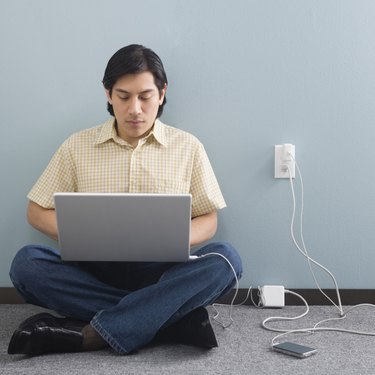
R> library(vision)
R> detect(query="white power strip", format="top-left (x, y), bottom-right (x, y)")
top-left (260, 285), bottom-right (285, 307)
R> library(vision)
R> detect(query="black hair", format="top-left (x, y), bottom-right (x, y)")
top-left (102, 44), bottom-right (168, 118)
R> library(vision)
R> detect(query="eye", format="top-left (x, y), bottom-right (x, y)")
top-left (140, 94), bottom-right (152, 101)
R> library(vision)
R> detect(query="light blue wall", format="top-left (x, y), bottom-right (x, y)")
top-left (1, 0), bottom-right (375, 289)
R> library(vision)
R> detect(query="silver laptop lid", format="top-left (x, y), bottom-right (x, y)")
top-left (54, 193), bottom-right (192, 262)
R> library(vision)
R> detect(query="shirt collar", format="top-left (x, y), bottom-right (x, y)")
top-left (95, 118), bottom-right (168, 147)
top-left (149, 119), bottom-right (168, 147)
top-left (95, 118), bottom-right (121, 145)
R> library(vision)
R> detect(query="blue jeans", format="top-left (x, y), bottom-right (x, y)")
top-left (9, 241), bottom-right (242, 354)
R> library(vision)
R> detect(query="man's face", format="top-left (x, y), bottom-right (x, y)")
top-left (106, 71), bottom-right (166, 147)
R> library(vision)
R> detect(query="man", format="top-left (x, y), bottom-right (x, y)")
top-left (8, 44), bottom-right (242, 356)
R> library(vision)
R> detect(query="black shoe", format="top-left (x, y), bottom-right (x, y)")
top-left (156, 307), bottom-right (218, 349)
top-left (8, 313), bottom-right (86, 356)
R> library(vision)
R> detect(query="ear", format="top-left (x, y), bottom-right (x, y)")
top-left (159, 83), bottom-right (167, 105)
top-left (105, 89), bottom-right (112, 104)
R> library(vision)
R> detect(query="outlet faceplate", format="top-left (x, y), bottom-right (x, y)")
top-left (274, 144), bottom-right (295, 178)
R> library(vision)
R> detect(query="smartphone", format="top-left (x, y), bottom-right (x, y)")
top-left (272, 342), bottom-right (317, 358)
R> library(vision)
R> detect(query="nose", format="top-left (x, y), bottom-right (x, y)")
top-left (128, 97), bottom-right (142, 115)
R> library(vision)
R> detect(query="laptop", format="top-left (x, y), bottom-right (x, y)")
top-left (54, 192), bottom-right (194, 262)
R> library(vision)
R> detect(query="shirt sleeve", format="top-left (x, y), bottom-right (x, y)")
top-left (27, 139), bottom-right (77, 208)
top-left (190, 142), bottom-right (226, 217)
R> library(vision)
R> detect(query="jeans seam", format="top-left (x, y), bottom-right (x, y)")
top-left (91, 312), bottom-right (129, 354)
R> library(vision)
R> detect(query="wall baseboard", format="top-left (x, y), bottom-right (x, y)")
top-left (1, 287), bottom-right (374, 305)
top-left (0, 288), bottom-right (25, 304)
top-left (217, 288), bottom-right (375, 306)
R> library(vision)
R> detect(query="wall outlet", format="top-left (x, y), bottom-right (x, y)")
top-left (274, 144), bottom-right (295, 178)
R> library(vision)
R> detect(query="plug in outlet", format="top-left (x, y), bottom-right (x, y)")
top-left (260, 285), bottom-right (285, 308)
top-left (274, 144), bottom-right (295, 178)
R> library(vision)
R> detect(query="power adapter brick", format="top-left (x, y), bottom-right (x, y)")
top-left (260, 285), bottom-right (285, 308)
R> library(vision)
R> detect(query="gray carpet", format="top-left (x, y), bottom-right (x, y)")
top-left (0, 304), bottom-right (374, 374)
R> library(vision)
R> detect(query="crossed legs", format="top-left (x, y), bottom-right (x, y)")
top-left (8, 242), bottom-right (242, 355)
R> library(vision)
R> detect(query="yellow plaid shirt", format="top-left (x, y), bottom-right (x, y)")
top-left (28, 118), bottom-right (226, 218)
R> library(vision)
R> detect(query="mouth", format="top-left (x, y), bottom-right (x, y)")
top-left (126, 120), bottom-right (144, 126)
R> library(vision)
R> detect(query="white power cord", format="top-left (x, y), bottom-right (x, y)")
top-left (202, 152), bottom-right (375, 344)
top-left (287, 159), bottom-right (343, 316)
top-left (262, 290), bottom-right (375, 346)
top-left (263, 153), bottom-right (375, 346)
top-left (198, 252), bottom-right (240, 328)
top-left (262, 289), bottom-right (310, 333)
